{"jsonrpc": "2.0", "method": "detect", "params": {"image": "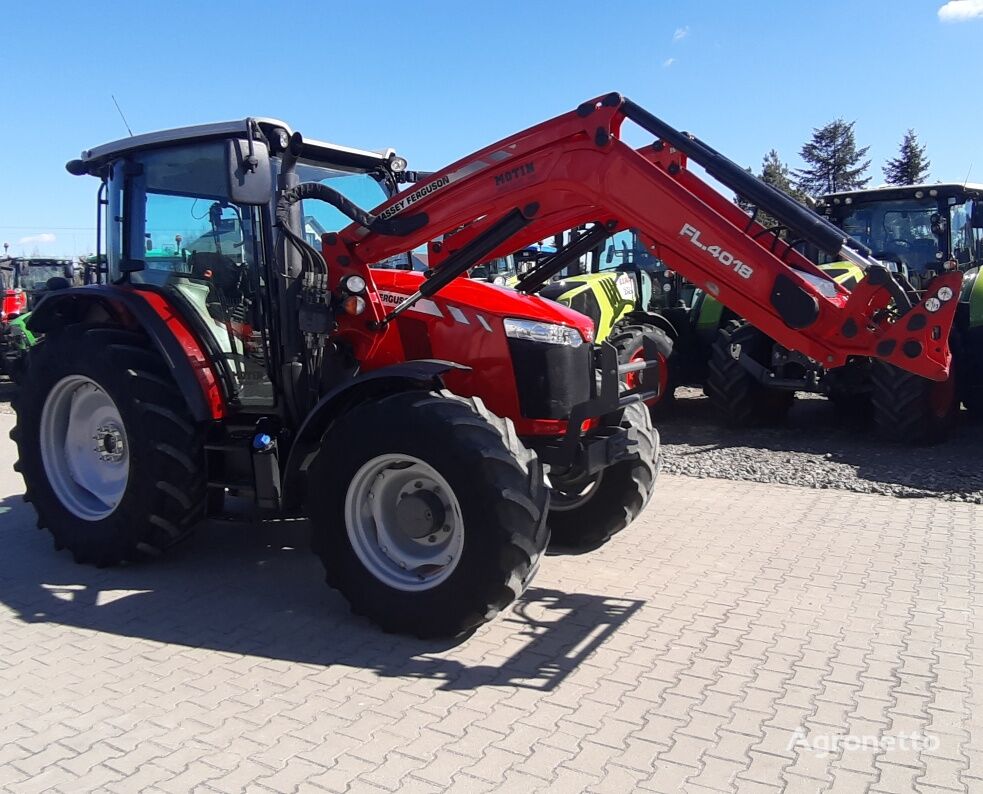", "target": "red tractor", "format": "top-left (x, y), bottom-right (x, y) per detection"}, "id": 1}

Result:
top-left (12, 96), bottom-right (959, 637)
top-left (0, 259), bottom-right (28, 378)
